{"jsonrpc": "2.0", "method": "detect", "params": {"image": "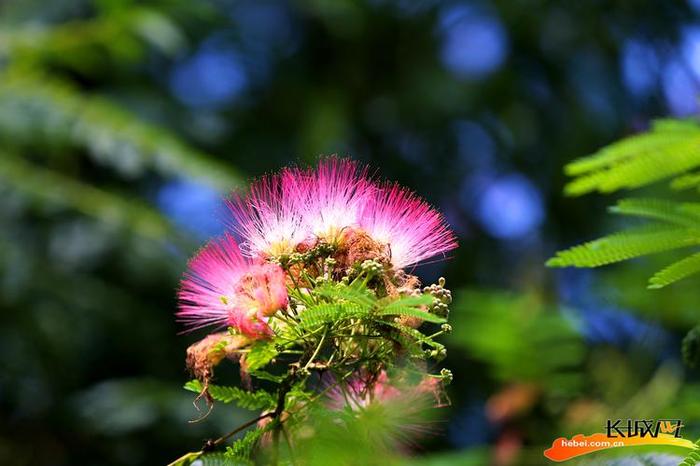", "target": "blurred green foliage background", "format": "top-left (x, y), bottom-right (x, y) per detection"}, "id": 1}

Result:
top-left (2, 0), bottom-right (700, 465)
